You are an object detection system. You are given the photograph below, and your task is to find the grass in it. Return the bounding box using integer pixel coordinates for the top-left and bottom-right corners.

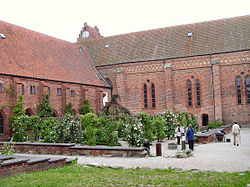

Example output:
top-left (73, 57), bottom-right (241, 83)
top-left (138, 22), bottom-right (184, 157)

top-left (0, 165), bottom-right (249, 187)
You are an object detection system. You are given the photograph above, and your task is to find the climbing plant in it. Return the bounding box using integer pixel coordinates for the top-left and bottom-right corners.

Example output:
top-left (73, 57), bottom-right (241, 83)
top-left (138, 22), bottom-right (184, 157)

top-left (37, 94), bottom-right (54, 117)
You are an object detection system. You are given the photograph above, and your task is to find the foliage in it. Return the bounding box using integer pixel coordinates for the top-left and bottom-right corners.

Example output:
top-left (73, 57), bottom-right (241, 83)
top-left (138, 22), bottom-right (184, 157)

top-left (97, 117), bottom-right (120, 146)
top-left (27, 115), bottom-right (42, 142)
top-left (40, 118), bottom-right (59, 142)
top-left (163, 110), bottom-right (178, 139)
top-left (124, 119), bottom-right (144, 147)
top-left (79, 99), bottom-right (94, 115)
top-left (37, 94), bottom-right (54, 117)
top-left (1, 165), bottom-right (249, 186)
top-left (81, 113), bottom-right (99, 145)
top-left (9, 96), bottom-right (25, 125)
top-left (0, 142), bottom-right (15, 155)
top-left (138, 112), bottom-right (154, 142)
top-left (207, 120), bottom-right (224, 129)
top-left (153, 115), bottom-right (166, 142)
top-left (64, 103), bottom-right (74, 116)
top-left (11, 115), bottom-right (29, 142)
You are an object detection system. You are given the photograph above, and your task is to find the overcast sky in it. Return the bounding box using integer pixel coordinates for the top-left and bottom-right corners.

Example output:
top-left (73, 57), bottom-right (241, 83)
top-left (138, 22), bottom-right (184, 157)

top-left (1, 0), bottom-right (249, 43)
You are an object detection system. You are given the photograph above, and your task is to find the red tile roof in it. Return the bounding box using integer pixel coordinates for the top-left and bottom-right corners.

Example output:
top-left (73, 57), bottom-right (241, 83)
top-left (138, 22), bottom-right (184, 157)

top-left (0, 20), bottom-right (107, 87)
top-left (80, 15), bottom-right (250, 66)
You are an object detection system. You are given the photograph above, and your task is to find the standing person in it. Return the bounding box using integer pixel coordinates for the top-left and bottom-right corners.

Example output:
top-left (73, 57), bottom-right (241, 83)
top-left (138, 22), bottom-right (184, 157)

top-left (232, 122), bottom-right (240, 146)
top-left (175, 124), bottom-right (181, 145)
top-left (186, 124), bottom-right (194, 151)
top-left (181, 127), bottom-right (186, 150)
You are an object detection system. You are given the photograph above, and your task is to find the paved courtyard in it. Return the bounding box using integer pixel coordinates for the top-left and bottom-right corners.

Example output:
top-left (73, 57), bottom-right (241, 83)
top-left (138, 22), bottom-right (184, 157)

top-left (17, 128), bottom-right (250, 172)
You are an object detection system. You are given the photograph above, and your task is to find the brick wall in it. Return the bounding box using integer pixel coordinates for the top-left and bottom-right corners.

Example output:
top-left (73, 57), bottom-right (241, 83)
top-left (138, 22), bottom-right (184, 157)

top-left (97, 50), bottom-right (250, 126)
top-left (0, 75), bottom-right (111, 140)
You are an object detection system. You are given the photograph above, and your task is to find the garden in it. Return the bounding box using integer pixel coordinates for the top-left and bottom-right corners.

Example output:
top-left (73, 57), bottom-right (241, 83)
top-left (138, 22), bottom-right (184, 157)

top-left (8, 94), bottom-right (200, 148)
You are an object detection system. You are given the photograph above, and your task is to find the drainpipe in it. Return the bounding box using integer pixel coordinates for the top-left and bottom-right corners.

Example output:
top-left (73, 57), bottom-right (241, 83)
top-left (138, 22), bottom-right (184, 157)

top-left (210, 55), bottom-right (216, 121)
top-left (163, 60), bottom-right (168, 109)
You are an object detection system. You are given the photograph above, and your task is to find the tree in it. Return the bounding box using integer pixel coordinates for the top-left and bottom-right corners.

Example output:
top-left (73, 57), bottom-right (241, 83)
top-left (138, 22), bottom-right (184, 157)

top-left (153, 116), bottom-right (166, 142)
top-left (139, 112), bottom-right (154, 142)
top-left (64, 103), bottom-right (74, 115)
top-left (79, 99), bottom-right (94, 115)
top-left (37, 94), bottom-right (53, 117)
top-left (9, 96), bottom-right (25, 124)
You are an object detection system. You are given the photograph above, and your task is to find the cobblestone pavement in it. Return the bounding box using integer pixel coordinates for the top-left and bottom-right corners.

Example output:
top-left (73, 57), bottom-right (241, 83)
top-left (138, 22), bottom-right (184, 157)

top-left (17, 128), bottom-right (250, 172)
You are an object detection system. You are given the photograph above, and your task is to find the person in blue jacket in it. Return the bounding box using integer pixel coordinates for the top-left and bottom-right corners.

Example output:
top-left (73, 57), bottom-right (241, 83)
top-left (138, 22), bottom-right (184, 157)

top-left (186, 124), bottom-right (195, 151)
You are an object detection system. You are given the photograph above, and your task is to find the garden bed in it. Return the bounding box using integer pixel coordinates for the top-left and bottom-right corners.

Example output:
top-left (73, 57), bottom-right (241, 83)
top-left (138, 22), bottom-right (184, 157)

top-left (0, 142), bottom-right (146, 157)
top-left (197, 124), bottom-right (232, 144)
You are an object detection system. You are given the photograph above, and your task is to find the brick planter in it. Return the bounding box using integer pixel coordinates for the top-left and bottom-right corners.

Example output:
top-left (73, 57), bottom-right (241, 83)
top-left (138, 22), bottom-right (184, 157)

top-left (0, 142), bottom-right (146, 157)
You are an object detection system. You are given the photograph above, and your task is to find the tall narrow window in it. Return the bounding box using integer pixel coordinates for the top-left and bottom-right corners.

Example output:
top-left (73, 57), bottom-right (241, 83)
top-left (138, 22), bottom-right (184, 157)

top-left (236, 77), bottom-right (242, 104)
top-left (57, 88), bottom-right (62, 96)
top-left (187, 80), bottom-right (192, 106)
top-left (48, 87), bottom-right (50, 95)
top-left (0, 113), bottom-right (3, 133)
top-left (70, 90), bottom-right (75, 97)
top-left (151, 83), bottom-right (156, 108)
top-left (196, 80), bottom-right (200, 106)
top-left (0, 83), bottom-right (2, 93)
top-left (144, 84), bottom-right (148, 108)
top-left (30, 85), bottom-right (35, 94)
top-left (21, 84), bottom-right (24, 95)
top-left (246, 76), bottom-right (250, 104)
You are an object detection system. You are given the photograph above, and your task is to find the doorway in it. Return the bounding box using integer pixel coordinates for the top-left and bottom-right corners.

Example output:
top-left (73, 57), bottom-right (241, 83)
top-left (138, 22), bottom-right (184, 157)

top-left (202, 114), bottom-right (208, 126)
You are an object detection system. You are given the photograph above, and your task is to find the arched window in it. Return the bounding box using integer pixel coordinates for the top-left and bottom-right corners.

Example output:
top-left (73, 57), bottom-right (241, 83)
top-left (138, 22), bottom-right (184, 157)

top-left (151, 83), bottom-right (156, 108)
top-left (0, 113), bottom-right (4, 133)
top-left (144, 84), bottom-right (148, 108)
top-left (187, 80), bottom-right (192, 106)
top-left (236, 77), bottom-right (242, 104)
top-left (246, 76), bottom-right (250, 104)
top-left (196, 80), bottom-right (200, 106)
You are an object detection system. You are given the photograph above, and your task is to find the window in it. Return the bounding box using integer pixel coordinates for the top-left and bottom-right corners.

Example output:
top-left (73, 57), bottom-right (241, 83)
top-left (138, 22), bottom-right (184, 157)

top-left (70, 90), bottom-right (75, 97)
top-left (246, 76), bottom-right (250, 104)
top-left (30, 85), bottom-right (35, 94)
top-left (21, 84), bottom-right (24, 95)
top-left (144, 84), bottom-right (148, 108)
top-left (151, 83), bottom-right (156, 108)
top-left (57, 88), bottom-right (62, 96)
top-left (0, 113), bottom-right (3, 133)
top-left (196, 80), bottom-right (200, 106)
top-left (0, 83), bottom-right (2, 92)
top-left (48, 87), bottom-right (50, 95)
top-left (187, 80), bottom-right (192, 106)
top-left (236, 77), bottom-right (242, 104)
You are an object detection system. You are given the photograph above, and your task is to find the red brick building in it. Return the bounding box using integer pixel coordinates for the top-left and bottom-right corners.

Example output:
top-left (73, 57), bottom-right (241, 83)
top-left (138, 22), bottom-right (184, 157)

top-left (0, 21), bottom-right (111, 140)
top-left (78, 15), bottom-right (250, 126)
top-left (0, 15), bottom-right (249, 141)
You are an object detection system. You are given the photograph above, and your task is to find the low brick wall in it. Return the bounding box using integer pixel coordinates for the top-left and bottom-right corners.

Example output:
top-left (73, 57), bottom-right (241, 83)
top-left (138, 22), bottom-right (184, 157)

top-left (0, 142), bottom-right (146, 157)
top-left (197, 124), bottom-right (233, 144)
top-left (0, 155), bottom-right (71, 178)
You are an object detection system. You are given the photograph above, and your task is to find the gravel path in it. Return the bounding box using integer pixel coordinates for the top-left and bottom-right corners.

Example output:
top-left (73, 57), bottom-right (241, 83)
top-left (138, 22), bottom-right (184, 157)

top-left (16, 128), bottom-right (250, 172)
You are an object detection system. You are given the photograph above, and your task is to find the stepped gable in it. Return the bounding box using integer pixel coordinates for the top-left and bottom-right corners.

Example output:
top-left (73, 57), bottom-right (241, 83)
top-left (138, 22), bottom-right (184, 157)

top-left (0, 20), bottom-right (107, 87)
top-left (80, 15), bottom-right (250, 66)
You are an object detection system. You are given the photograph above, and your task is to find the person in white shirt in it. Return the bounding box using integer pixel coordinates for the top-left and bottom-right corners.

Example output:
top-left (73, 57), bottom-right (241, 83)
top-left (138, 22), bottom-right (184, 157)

top-left (232, 122), bottom-right (240, 146)
top-left (175, 124), bottom-right (181, 145)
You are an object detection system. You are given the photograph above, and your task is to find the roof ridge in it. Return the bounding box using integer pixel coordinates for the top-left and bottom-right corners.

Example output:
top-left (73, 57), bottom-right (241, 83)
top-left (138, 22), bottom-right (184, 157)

top-left (85, 14), bottom-right (250, 41)
top-left (0, 20), bottom-right (79, 45)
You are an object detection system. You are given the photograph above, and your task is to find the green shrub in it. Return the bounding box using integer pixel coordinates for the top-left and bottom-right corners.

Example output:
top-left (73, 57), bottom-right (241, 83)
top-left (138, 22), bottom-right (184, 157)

top-left (139, 112), bottom-right (154, 142)
top-left (124, 119), bottom-right (144, 147)
top-left (0, 142), bottom-right (15, 155)
top-left (153, 116), bottom-right (166, 142)
top-left (37, 94), bottom-right (54, 117)
top-left (207, 120), bottom-right (223, 129)
top-left (64, 103), bottom-right (74, 116)
top-left (79, 99), bottom-right (94, 115)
